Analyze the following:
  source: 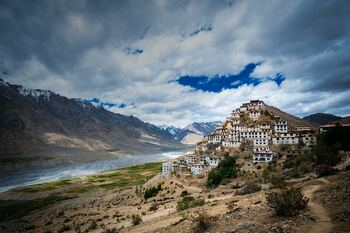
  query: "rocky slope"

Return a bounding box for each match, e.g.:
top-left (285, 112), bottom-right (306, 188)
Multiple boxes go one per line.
top-left (0, 79), bottom-right (182, 156)
top-left (2, 162), bottom-right (348, 233)
top-left (266, 105), bottom-right (316, 128)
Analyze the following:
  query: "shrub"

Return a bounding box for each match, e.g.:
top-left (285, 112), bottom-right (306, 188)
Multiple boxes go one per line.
top-left (191, 210), bottom-right (213, 233)
top-left (177, 196), bottom-right (205, 211)
top-left (57, 224), bottom-right (71, 233)
top-left (131, 214), bottom-right (142, 225)
top-left (101, 226), bottom-right (117, 233)
top-left (149, 203), bottom-right (158, 211)
top-left (315, 165), bottom-right (338, 177)
top-left (87, 221), bottom-right (98, 230)
top-left (144, 184), bottom-right (162, 199)
top-left (231, 183), bottom-right (242, 189)
top-left (270, 176), bottom-right (287, 189)
top-left (266, 186), bottom-right (308, 217)
top-left (180, 190), bottom-right (189, 197)
top-left (207, 155), bottom-right (237, 188)
top-left (236, 181), bottom-right (261, 195)
top-left (311, 128), bottom-right (348, 166)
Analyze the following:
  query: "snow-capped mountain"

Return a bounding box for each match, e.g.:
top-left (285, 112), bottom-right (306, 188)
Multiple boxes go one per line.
top-left (16, 85), bottom-right (55, 101)
top-left (159, 121), bottom-right (221, 145)
top-left (158, 125), bottom-right (181, 136)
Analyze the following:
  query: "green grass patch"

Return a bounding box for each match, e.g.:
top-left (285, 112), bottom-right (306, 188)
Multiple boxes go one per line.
top-left (16, 162), bottom-right (162, 194)
top-left (125, 162), bottom-right (162, 173)
top-left (0, 194), bottom-right (76, 221)
top-left (67, 184), bottom-right (96, 194)
top-left (96, 162), bottom-right (162, 189)
top-left (177, 196), bottom-right (205, 211)
top-left (87, 172), bottom-right (123, 182)
top-left (19, 178), bottom-right (78, 193)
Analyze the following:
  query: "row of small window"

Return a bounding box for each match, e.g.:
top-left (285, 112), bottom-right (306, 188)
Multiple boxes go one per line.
top-left (255, 140), bottom-right (268, 144)
top-left (253, 154), bottom-right (272, 157)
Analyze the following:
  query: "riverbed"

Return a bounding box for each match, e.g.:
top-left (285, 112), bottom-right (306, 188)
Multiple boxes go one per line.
top-left (0, 150), bottom-right (188, 192)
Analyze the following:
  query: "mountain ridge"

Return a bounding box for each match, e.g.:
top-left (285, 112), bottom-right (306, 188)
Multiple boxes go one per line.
top-left (265, 105), bottom-right (316, 128)
top-left (0, 79), bottom-right (183, 156)
top-left (303, 113), bottom-right (343, 126)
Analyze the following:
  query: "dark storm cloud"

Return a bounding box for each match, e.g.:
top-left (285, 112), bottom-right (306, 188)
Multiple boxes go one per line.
top-left (0, 0), bottom-right (227, 73)
top-left (239, 0), bottom-right (350, 91)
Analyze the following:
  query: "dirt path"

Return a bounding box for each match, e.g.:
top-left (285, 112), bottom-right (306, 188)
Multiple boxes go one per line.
top-left (303, 179), bottom-right (333, 233)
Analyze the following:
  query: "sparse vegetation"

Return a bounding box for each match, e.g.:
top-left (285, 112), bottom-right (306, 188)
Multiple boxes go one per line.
top-left (57, 224), bottom-right (71, 233)
top-left (269, 175), bottom-right (287, 189)
top-left (282, 127), bottom-right (349, 178)
top-left (15, 162), bottom-right (162, 195)
top-left (19, 179), bottom-right (77, 193)
top-left (87, 220), bottom-right (98, 230)
top-left (315, 165), bottom-right (338, 177)
top-left (311, 127), bottom-right (349, 166)
top-left (131, 214), bottom-right (142, 225)
top-left (144, 184), bottom-right (162, 199)
top-left (101, 225), bottom-right (117, 233)
top-left (226, 199), bottom-right (238, 213)
top-left (191, 210), bottom-right (214, 233)
top-left (0, 195), bottom-right (75, 221)
top-left (266, 186), bottom-right (309, 217)
top-left (236, 181), bottom-right (262, 195)
top-left (149, 203), bottom-right (158, 211)
top-left (177, 196), bottom-right (205, 211)
top-left (283, 153), bottom-right (312, 170)
top-left (180, 190), bottom-right (189, 197)
top-left (207, 155), bottom-right (237, 188)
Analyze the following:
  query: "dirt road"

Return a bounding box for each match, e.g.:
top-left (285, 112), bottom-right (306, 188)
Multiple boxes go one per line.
top-left (303, 179), bottom-right (333, 233)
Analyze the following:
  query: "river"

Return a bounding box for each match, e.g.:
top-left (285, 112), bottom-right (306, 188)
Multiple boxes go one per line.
top-left (0, 150), bottom-right (189, 192)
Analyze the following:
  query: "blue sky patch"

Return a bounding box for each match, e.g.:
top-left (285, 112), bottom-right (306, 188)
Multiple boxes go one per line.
top-left (85, 98), bottom-right (128, 109)
top-left (118, 103), bottom-right (127, 108)
top-left (176, 63), bottom-right (285, 92)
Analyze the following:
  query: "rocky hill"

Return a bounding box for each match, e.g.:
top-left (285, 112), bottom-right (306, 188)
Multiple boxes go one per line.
top-left (266, 105), bottom-right (316, 128)
top-left (0, 79), bottom-right (183, 156)
top-left (303, 113), bottom-right (343, 126)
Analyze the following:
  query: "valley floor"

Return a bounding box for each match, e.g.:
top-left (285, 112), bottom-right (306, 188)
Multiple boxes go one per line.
top-left (0, 163), bottom-right (349, 233)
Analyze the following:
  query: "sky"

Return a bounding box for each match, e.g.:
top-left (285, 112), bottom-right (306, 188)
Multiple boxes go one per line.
top-left (0, 0), bottom-right (350, 127)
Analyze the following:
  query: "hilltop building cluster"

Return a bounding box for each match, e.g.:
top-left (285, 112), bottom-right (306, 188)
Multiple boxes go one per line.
top-left (199, 100), bottom-right (316, 162)
top-left (162, 100), bottom-right (317, 175)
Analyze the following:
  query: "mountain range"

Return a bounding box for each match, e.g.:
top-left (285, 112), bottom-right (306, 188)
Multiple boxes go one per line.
top-left (159, 121), bottom-right (220, 145)
top-left (0, 79), bottom-right (183, 156)
top-left (302, 113), bottom-right (348, 126)
top-left (2, 78), bottom-right (347, 156)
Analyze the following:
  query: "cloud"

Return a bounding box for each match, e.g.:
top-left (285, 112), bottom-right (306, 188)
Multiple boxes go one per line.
top-left (0, 0), bottom-right (349, 127)
top-left (189, 23), bottom-right (213, 37)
